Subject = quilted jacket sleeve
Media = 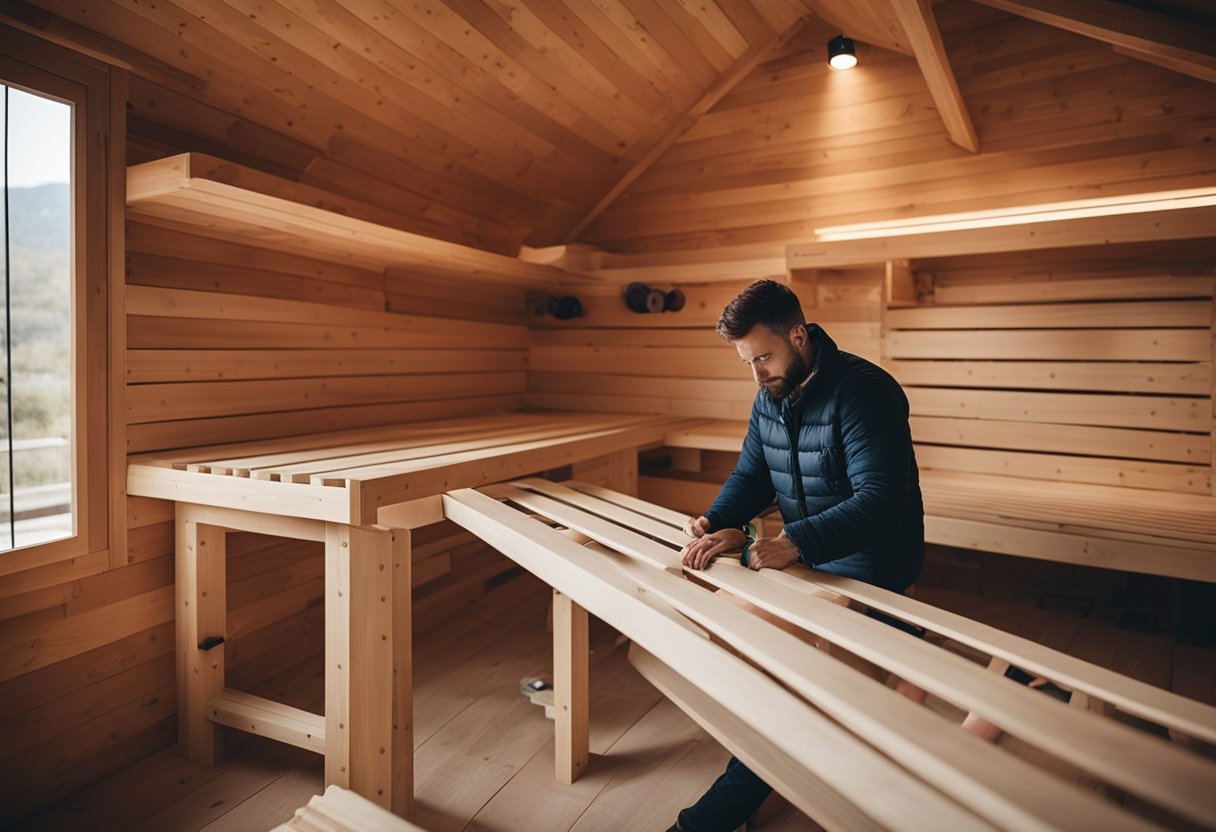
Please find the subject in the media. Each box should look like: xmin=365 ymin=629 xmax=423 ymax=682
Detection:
xmin=703 ymin=401 xmax=776 ymax=532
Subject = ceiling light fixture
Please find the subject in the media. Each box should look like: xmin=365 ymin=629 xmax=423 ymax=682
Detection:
xmin=827 ymin=35 xmax=857 ymax=71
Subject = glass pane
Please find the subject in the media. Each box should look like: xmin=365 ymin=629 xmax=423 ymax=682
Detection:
xmin=1 ymin=85 xmax=74 ymax=551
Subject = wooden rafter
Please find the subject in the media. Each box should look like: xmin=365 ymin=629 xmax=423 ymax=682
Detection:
xmin=973 ymin=0 xmax=1216 ymax=84
xmin=888 ymin=0 xmax=978 ymax=153
xmin=561 ymin=14 xmax=815 ymax=244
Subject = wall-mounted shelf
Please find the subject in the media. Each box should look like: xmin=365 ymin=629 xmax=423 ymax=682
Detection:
xmin=126 ymin=154 xmax=590 ymax=288
xmin=787 ymin=191 xmax=1216 ymax=270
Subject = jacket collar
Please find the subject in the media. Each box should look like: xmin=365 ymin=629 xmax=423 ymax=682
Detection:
xmin=780 ymin=323 xmax=837 ymax=416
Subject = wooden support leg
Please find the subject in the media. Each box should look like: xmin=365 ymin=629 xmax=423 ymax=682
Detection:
xmin=326 ymin=524 xmax=413 ymax=818
xmin=175 ymin=503 xmax=227 ymax=766
xmin=553 ymin=587 xmax=589 ymax=784
xmin=606 ymin=448 xmax=638 ymax=496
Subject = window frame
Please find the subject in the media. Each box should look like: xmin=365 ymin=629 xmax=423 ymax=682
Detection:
xmin=0 ymin=29 xmax=123 ymax=575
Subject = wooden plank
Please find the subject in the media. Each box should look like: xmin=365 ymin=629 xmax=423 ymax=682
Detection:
xmin=888 ymin=359 xmax=1211 ymax=395
xmin=885 ymin=328 xmax=1210 ymax=361
xmin=1210 ymin=287 xmax=1216 ymax=482
xmin=906 ymin=387 xmax=1208 ymax=431
xmin=924 ymin=515 xmax=1213 ymax=581
xmin=126 ymin=372 xmax=527 ymax=424
xmin=175 ymin=507 xmax=226 ymax=766
xmin=552 ymin=589 xmax=589 ymax=785
xmin=886 ymin=299 xmax=1212 ymax=329
xmin=127 ymin=465 xmax=353 ymax=525
xmin=915 ymin=444 xmax=1210 ymax=494
xmin=784 ymin=569 xmax=1216 ymax=747
xmin=126 ymin=395 xmax=525 ymax=455
xmin=931 ymin=275 xmax=1215 ymax=305
xmin=638 ymin=475 xmax=723 ymax=516
xmin=126 ymin=251 xmax=386 ymax=312
xmin=322 ymin=524 xmax=411 ymax=815
xmin=909 ymin=415 xmax=1209 ymax=464
xmin=255 ymin=416 xmax=647 ymax=484
xmin=206 ymin=689 xmax=324 ymax=754
xmin=565 ymin=480 xmax=693 ymax=528
xmin=889 ymin=0 xmax=978 ymax=153
xmin=126 ymin=154 xmax=585 ymax=287
xmin=125 ymin=284 xmax=529 ymax=345
xmin=786 ymin=202 xmax=1216 ymax=269
xmin=347 ymin=418 xmax=699 ymax=524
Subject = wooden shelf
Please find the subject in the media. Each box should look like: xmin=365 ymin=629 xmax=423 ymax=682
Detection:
xmin=126 ymin=153 xmax=590 ymax=287
xmin=787 ymin=194 xmax=1216 ymax=269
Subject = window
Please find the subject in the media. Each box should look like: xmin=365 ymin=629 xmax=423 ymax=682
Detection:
xmin=1 ymin=84 xmax=74 ymax=551
xmin=0 ymin=30 xmax=121 ymax=568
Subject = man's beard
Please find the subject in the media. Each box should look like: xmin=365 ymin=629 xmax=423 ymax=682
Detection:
xmin=761 ymin=350 xmax=810 ymax=402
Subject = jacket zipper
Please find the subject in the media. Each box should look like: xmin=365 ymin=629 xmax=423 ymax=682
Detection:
xmin=781 ymin=401 xmax=810 ymax=521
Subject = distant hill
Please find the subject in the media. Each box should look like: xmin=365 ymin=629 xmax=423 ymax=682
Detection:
xmin=3 ymin=183 xmax=71 ymax=252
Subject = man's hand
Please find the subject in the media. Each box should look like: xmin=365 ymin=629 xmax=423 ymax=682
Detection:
xmin=682 ymin=515 xmax=711 ymax=539
xmin=681 ymin=527 xmax=747 ymax=571
xmin=746 ymin=533 xmax=800 ymax=571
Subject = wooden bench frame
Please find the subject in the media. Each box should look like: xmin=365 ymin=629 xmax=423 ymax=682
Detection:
xmin=445 ymin=478 xmax=1216 ymax=831
xmin=128 ymin=411 xmax=691 ymax=817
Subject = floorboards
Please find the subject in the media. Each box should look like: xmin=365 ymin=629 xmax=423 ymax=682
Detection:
xmin=15 ymin=574 xmax=1214 ymax=832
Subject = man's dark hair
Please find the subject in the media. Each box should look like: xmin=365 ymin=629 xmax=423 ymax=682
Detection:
xmin=715 ymin=279 xmax=806 ymax=341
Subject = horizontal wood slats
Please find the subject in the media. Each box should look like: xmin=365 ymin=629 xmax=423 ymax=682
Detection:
xmin=525 ymin=272 xmax=884 ymax=420
xmin=448 ymin=480 xmax=1216 ymax=828
xmin=885 ymin=248 xmax=1213 ymax=500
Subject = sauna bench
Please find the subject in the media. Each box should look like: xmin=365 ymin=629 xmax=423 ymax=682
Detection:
xmin=126 ymin=409 xmax=704 ymax=818
xmin=445 ymin=478 xmax=1216 ymax=831
xmin=662 ymin=421 xmax=1216 ymax=583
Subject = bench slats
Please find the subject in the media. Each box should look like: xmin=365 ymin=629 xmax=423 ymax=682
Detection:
xmin=485 ymin=481 xmax=1216 ymax=828
xmin=450 ymin=481 xmax=1216 ymax=830
xmin=442 ymin=487 xmax=995 ymax=832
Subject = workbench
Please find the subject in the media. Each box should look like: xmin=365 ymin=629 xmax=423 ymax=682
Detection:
xmin=127 ymin=410 xmax=699 ymax=817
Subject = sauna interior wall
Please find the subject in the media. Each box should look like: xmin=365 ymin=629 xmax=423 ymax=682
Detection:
xmin=0 ymin=136 xmax=531 ymax=825
xmin=4 ymin=2 xmax=1216 ymax=823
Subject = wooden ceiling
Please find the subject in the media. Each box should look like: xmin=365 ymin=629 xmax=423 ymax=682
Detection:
xmin=4 ymin=0 xmax=1214 ymax=256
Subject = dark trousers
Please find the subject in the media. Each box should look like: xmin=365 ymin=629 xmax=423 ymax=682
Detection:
xmin=677 ymin=755 xmax=770 ymax=832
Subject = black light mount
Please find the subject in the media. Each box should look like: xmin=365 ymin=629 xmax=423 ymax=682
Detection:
xmin=828 ymin=34 xmax=857 ymax=70
xmin=623 ymin=282 xmax=686 ymax=314
xmin=546 ymin=295 xmax=584 ymax=320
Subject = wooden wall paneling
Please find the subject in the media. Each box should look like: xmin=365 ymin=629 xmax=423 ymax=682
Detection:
xmin=560 ymin=12 xmax=812 ymax=241
xmin=1211 ymin=278 xmax=1216 ymax=476
xmin=126 ymin=252 xmax=387 ymax=312
xmin=888 ymin=359 xmax=1210 ymax=395
xmin=887 ymin=248 xmax=1214 ymax=498
xmin=913 ymin=445 xmax=1210 ymax=495
xmin=909 ymin=416 xmax=1209 ymax=465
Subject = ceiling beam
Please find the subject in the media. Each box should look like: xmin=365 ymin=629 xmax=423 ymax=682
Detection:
xmin=560 ymin=14 xmax=815 ymax=245
xmin=972 ymin=0 xmax=1216 ymax=84
xmin=1111 ymin=44 xmax=1216 ymax=85
xmin=889 ymin=0 xmax=979 ymax=153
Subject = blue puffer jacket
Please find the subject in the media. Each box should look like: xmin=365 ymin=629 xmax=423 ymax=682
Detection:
xmin=704 ymin=323 xmax=924 ymax=591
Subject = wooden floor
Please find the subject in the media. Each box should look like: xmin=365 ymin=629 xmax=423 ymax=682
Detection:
xmin=13 ymin=573 xmax=1216 ymax=832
